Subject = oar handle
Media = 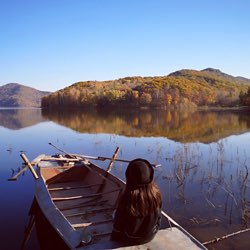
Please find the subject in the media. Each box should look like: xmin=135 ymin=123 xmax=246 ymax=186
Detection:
xmin=20 ymin=153 xmax=39 ymax=180
xmin=48 ymin=142 xmax=161 ymax=168
xmin=77 ymin=155 xmax=161 ymax=168
xmin=49 ymin=142 xmax=76 ymax=159
xmin=106 ymin=147 xmax=120 ymax=172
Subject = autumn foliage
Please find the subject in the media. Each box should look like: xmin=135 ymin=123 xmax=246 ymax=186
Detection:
xmin=42 ymin=69 xmax=250 ymax=108
xmin=239 ymin=87 xmax=250 ymax=106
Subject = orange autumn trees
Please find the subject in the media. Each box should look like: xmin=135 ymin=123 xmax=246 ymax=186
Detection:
xmin=42 ymin=69 xmax=250 ymax=109
xmin=239 ymin=87 xmax=250 ymax=106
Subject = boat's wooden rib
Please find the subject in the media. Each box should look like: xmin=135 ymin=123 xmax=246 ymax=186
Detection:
xmin=48 ymin=180 xmax=92 ymax=189
xmin=48 ymin=183 xmax=103 ymax=191
xmin=48 ymin=183 xmax=117 ymax=199
xmin=48 ymin=166 xmax=73 ymax=170
xmin=49 ymin=185 xmax=93 ymax=199
xmin=51 ymin=188 xmax=122 ymax=201
xmin=92 ymin=231 xmax=112 ymax=238
xmin=65 ymin=207 xmax=115 ymax=218
xmin=72 ymin=219 xmax=114 ymax=228
xmin=41 ymin=157 xmax=81 ymax=162
xmin=61 ymin=203 xmax=113 ymax=219
xmin=66 ymin=208 xmax=113 ymax=226
xmin=54 ymin=199 xmax=104 ymax=211
xmin=59 ymin=200 xmax=109 ymax=212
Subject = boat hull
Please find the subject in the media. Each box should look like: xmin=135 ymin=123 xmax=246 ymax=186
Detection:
xmin=32 ymin=155 xmax=206 ymax=249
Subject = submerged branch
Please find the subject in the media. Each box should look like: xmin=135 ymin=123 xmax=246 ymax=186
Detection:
xmin=203 ymin=227 xmax=250 ymax=246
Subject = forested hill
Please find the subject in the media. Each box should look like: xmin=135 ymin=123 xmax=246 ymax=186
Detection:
xmin=42 ymin=68 xmax=250 ymax=109
xmin=169 ymin=68 xmax=250 ymax=85
xmin=0 ymin=83 xmax=50 ymax=107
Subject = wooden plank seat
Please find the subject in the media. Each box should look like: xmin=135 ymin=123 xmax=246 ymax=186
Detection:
xmin=48 ymin=183 xmax=103 ymax=191
xmin=48 ymin=180 xmax=93 ymax=189
xmin=72 ymin=218 xmax=114 ymax=228
xmin=65 ymin=207 xmax=115 ymax=218
xmin=59 ymin=200 xmax=111 ymax=213
xmin=51 ymin=188 xmax=122 ymax=201
xmin=67 ymin=212 xmax=113 ymax=225
xmin=55 ymin=197 xmax=110 ymax=211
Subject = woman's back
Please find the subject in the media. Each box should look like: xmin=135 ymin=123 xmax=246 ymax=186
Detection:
xmin=111 ymin=159 xmax=162 ymax=245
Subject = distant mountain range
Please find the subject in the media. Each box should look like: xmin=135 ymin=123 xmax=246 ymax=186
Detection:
xmin=169 ymin=68 xmax=250 ymax=85
xmin=1 ymin=68 xmax=250 ymax=108
xmin=0 ymin=83 xmax=50 ymax=107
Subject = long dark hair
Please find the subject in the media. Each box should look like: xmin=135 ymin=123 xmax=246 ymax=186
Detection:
xmin=121 ymin=181 xmax=162 ymax=217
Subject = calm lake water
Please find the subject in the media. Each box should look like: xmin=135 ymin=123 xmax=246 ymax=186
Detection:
xmin=1 ymin=108 xmax=250 ymax=250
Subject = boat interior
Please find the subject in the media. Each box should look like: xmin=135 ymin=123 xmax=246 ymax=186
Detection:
xmin=39 ymin=161 xmax=124 ymax=246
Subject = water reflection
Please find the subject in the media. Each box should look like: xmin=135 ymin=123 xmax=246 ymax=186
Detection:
xmin=2 ymin=108 xmax=250 ymax=249
xmin=159 ymin=138 xmax=250 ymax=249
xmin=42 ymin=108 xmax=250 ymax=143
xmin=0 ymin=108 xmax=46 ymax=130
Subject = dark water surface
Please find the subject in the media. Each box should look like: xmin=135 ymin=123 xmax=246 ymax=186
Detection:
xmin=1 ymin=108 xmax=250 ymax=249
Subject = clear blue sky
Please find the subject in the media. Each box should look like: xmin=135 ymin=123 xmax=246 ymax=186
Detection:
xmin=1 ymin=0 xmax=249 ymax=91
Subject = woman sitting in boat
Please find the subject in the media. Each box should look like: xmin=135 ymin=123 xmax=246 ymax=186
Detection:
xmin=111 ymin=158 xmax=162 ymax=245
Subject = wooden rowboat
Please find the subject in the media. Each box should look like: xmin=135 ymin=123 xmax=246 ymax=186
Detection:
xmin=23 ymin=154 xmax=207 ymax=250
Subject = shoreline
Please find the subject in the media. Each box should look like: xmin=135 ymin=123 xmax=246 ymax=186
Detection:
xmin=1 ymin=105 xmax=250 ymax=113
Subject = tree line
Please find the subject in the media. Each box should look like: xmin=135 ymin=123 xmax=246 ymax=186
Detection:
xmin=42 ymin=70 xmax=250 ymax=109
xmin=239 ymin=87 xmax=250 ymax=106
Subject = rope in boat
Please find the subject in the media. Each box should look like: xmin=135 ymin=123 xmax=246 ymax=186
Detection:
xmin=203 ymin=227 xmax=250 ymax=246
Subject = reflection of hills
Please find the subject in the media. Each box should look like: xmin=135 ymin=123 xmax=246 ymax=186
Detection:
xmin=42 ymin=108 xmax=250 ymax=143
xmin=0 ymin=109 xmax=46 ymax=130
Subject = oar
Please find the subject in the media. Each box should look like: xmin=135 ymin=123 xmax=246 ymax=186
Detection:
xmin=74 ymin=153 xmax=161 ymax=168
xmin=8 ymin=166 xmax=29 ymax=181
xmin=20 ymin=154 xmax=39 ymax=180
xmin=106 ymin=146 xmax=120 ymax=172
xmin=97 ymin=147 xmax=122 ymax=194
xmin=48 ymin=142 xmax=76 ymax=159
xmin=48 ymin=142 xmax=161 ymax=168
xmin=9 ymin=154 xmax=45 ymax=181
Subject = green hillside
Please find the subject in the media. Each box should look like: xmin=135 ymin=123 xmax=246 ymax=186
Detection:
xmin=42 ymin=68 xmax=250 ymax=109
